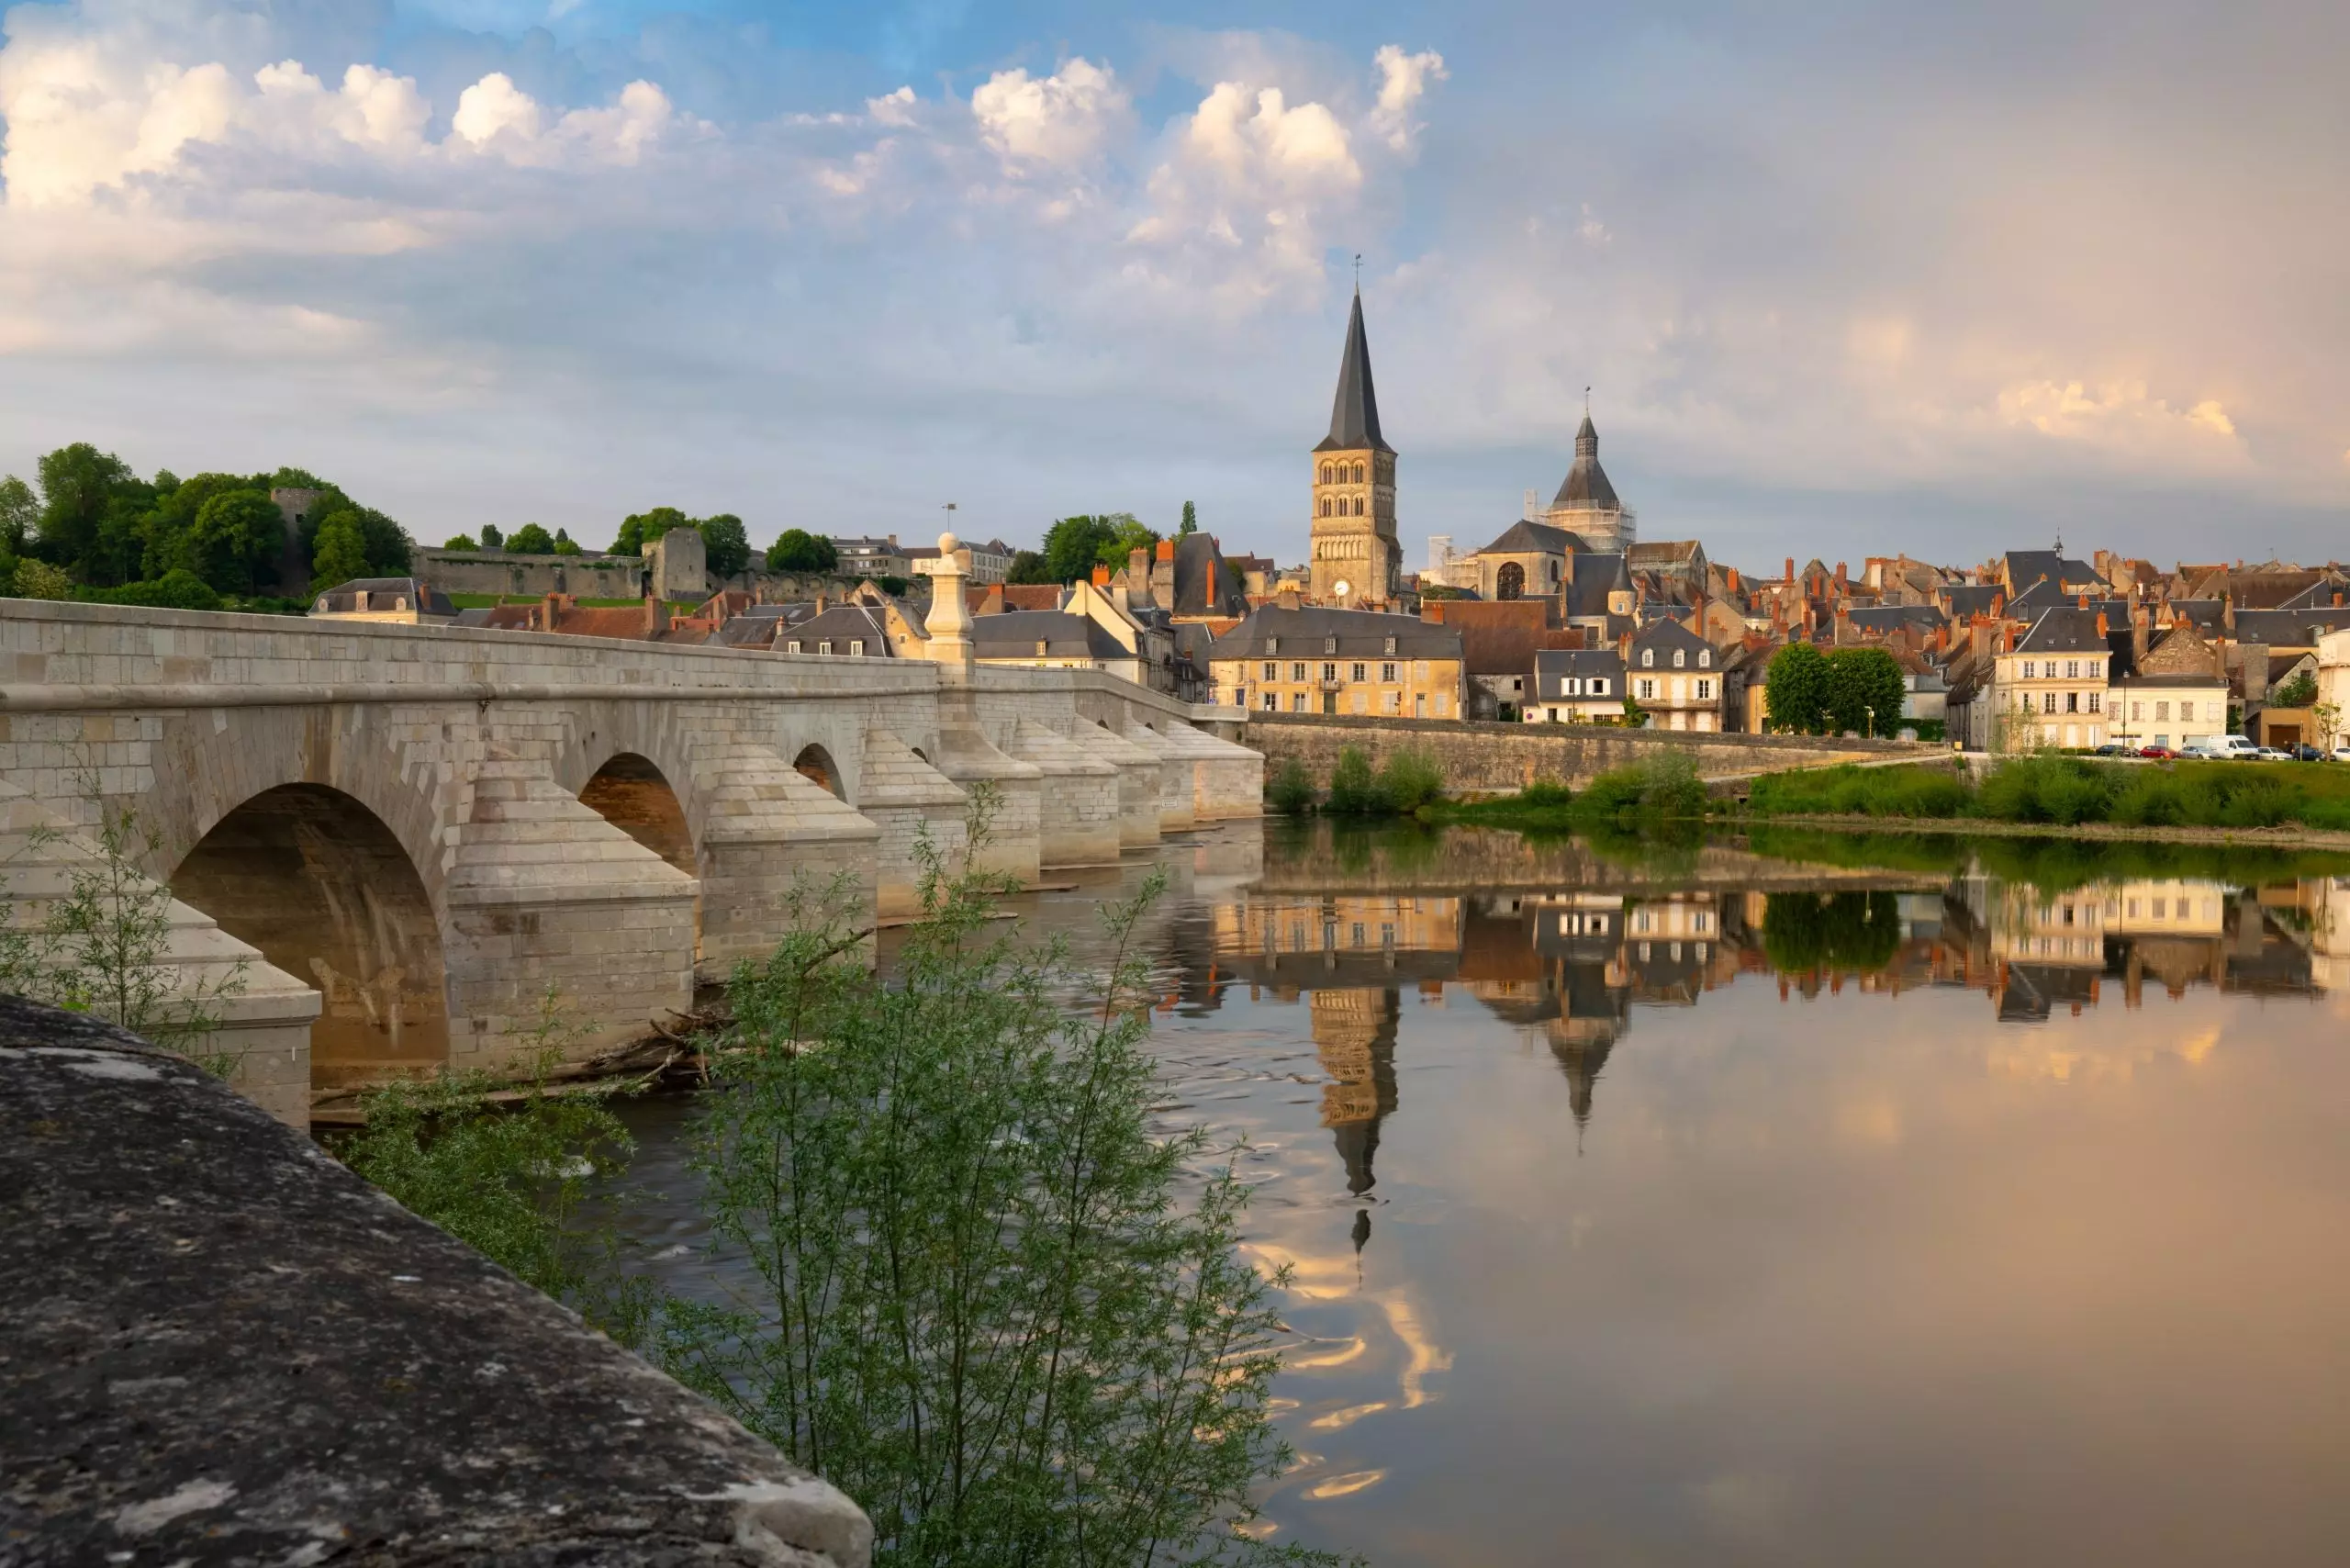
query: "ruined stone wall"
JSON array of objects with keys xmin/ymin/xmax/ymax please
[{"xmin": 1247, "ymin": 711, "xmax": 1929, "ymax": 795}]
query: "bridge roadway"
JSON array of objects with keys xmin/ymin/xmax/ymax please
[{"xmin": 0, "ymin": 600, "xmax": 1262, "ymax": 1123}]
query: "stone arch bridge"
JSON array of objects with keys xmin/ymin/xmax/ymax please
[{"xmin": 1, "ymin": 601, "xmax": 1261, "ymax": 1122}]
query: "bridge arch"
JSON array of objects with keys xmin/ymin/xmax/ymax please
[
  {"xmin": 794, "ymin": 744, "xmax": 845, "ymax": 800},
  {"xmin": 169, "ymin": 782, "xmax": 449, "ymax": 1086},
  {"xmin": 576, "ymin": 752, "xmax": 696, "ymax": 876}
]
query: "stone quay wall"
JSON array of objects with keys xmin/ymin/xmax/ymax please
[
  {"xmin": 1245, "ymin": 711, "xmax": 1930, "ymax": 796},
  {"xmin": 0, "ymin": 997, "xmax": 873, "ymax": 1567}
]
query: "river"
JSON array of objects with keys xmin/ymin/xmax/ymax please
[{"xmin": 610, "ymin": 820, "xmax": 2350, "ymax": 1566}]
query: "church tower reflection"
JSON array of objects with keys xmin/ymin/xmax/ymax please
[{"xmin": 1311, "ymin": 988, "xmax": 1401, "ymax": 1197}]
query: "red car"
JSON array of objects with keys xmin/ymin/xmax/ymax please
[{"xmin": 2136, "ymin": 745, "xmax": 2177, "ymax": 759}]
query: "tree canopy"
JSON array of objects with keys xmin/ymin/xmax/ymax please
[
  {"xmin": 1039, "ymin": 513, "xmax": 1157, "ymax": 584},
  {"xmin": 1177, "ymin": 499, "xmax": 1198, "ymax": 537},
  {"xmin": 3, "ymin": 442, "xmax": 411, "ymax": 604},
  {"xmin": 767, "ymin": 528, "xmax": 837, "ymax": 574},
  {"xmin": 507, "ymin": 522, "xmax": 555, "ymax": 554},
  {"xmin": 1004, "ymin": 549, "xmax": 1053, "ymax": 586},
  {"xmin": 1764, "ymin": 643, "xmax": 1830, "ymax": 733},
  {"xmin": 614, "ymin": 506, "xmax": 690, "ymax": 556},
  {"xmin": 479, "ymin": 522, "xmax": 505, "ymax": 549},
  {"xmin": 698, "ymin": 513, "xmax": 750, "ymax": 578},
  {"xmin": 1822, "ymin": 646, "xmax": 1908, "ymax": 736}
]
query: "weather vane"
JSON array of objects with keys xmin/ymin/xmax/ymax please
[{"xmin": 1353, "ymin": 252, "xmax": 1362, "ymax": 291}]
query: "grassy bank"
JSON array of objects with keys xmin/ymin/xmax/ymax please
[
  {"xmin": 1747, "ymin": 756, "xmax": 2350, "ymax": 833},
  {"xmin": 1740, "ymin": 823, "xmax": 2350, "ymax": 892}
]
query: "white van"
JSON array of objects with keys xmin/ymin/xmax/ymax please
[{"xmin": 2187, "ymin": 734, "xmax": 2260, "ymax": 760}]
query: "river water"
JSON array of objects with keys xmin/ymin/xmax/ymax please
[{"xmin": 613, "ymin": 820, "xmax": 2350, "ymax": 1566}]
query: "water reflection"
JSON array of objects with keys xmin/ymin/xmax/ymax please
[{"xmin": 615, "ymin": 822, "xmax": 2350, "ymax": 1567}]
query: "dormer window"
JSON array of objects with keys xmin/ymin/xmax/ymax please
[
  {"xmin": 1036, "ymin": 641, "xmax": 1049, "ymax": 656},
  {"xmin": 847, "ymin": 640, "xmax": 865, "ymax": 656},
  {"xmin": 1698, "ymin": 650, "xmax": 1711, "ymax": 668},
  {"xmin": 1641, "ymin": 649, "xmax": 1654, "ymax": 667},
  {"xmin": 1266, "ymin": 637, "xmax": 1279, "ymax": 655},
  {"xmin": 787, "ymin": 640, "xmax": 802, "ymax": 653},
  {"xmin": 1325, "ymin": 636, "xmax": 1338, "ymax": 655},
  {"xmin": 1673, "ymin": 649, "xmax": 1685, "ymax": 668},
  {"xmin": 818, "ymin": 640, "xmax": 834, "ymax": 655},
  {"xmin": 1383, "ymin": 635, "xmax": 1397, "ymax": 655}
]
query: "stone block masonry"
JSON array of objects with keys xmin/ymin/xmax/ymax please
[
  {"xmin": 0, "ymin": 599, "xmax": 1261, "ymax": 1114},
  {"xmin": 0, "ymin": 996, "xmax": 872, "ymax": 1566},
  {"xmin": 1246, "ymin": 711, "xmax": 1930, "ymax": 796}
]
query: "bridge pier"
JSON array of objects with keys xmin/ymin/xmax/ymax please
[
  {"xmin": 0, "ymin": 780, "xmax": 322, "ymax": 1125},
  {"xmin": 1157, "ymin": 722, "xmax": 1267, "ymax": 820},
  {"xmin": 1007, "ymin": 719, "xmax": 1122, "ymax": 870},
  {"xmin": 925, "ymin": 716, "xmax": 1044, "ymax": 887},
  {"xmin": 683, "ymin": 740, "xmax": 881, "ymax": 973},
  {"xmin": 1073, "ymin": 722, "xmax": 1165, "ymax": 849},
  {"xmin": 858, "ymin": 730, "xmax": 969, "ymax": 920},
  {"xmin": 442, "ymin": 758, "xmax": 698, "ymax": 1067},
  {"xmin": 1120, "ymin": 722, "xmax": 1197, "ymax": 833}
]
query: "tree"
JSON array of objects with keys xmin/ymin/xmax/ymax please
[
  {"xmin": 2313, "ymin": 700, "xmax": 2343, "ymax": 751},
  {"xmin": 10, "ymin": 559, "xmax": 73, "ymax": 599},
  {"xmin": 1041, "ymin": 514, "xmax": 1119, "ymax": 583},
  {"xmin": 479, "ymin": 522, "xmax": 505, "ymax": 549},
  {"xmin": 1823, "ymin": 646, "xmax": 1908, "ymax": 736},
  {"xmin": 1097, "ymin": 511, "xmax": 1158, "ymax": 572},
  {"xmin": 1178, "ymin": 499, "xmax": 1199, "ymax": 537},
  {"xmin": 507, "ymin": 522, "xmax": 555, "ymax": 554},
  {"xmin": 0, "ymin": 474, "xmax": 35, "ymax": 554},
  {"xmin": 139, "ymin": 472, "xmax": 263, "ymax": 582},
  {"xmin": 310, "ymin": 511, "xmax": 371, "ymax": 590},
  {"xmin": 2271, "ymin": 671, "xmax": 2318, "ymax": 709},
  {"xmin": 306, "ymin": 505, "xmax": 409, "ymax": 581},
  {"xmin": 443, "ymin": 533, "xmax": 480, "ymax": 551},
  {"xmin": 36, "ymin": 442, "xmax": 140, "ymax": 584},
  {"xmin": 767, "ymin": 528, "xmax": 837, "ymax": 574},
  {"xmin": 181, "ymin": 488, "xmax": 284, "ymax": 594},
  {"xmin": 1764, "ymin": 643, "xmax": 1831, "ymax": 733},
  {"xmin": 1004, "ymin": 548, "xmax": 1053, "ymax": 585},
  {"xmin": 615, "ymin": 506, "xmax": 690, "ymax": 556},
  {"xmin": 695, "ymin": 512, "xmax": 750, "ymax": 578},
  {"xmin": 553, "ymin": 528, "xmax": 581, "ymax": 556}
]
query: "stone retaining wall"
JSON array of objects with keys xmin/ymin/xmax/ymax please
[
  {"xmin": 1247, "ymin": 712, "xmax": 1928, "ymax": 795},
  {"xmin": 0, "ymin": 996, "xmax": 872, "ymax": 1566}
]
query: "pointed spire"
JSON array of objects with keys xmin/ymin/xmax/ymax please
[{"xmin": 1316, "ymin": 288, "xmax": 1394, "ymax": 454}]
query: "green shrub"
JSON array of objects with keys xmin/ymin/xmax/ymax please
[
  {"xmin": 1267, "ymin": 757, "xmax": 1317, "ymax": 814},
  {"xmin": 80, "ymin": 568, "xmax": 223, "ymax": 611},
  {"xmin": 1975, "ymin": 756, "xmax": 2117, "ymax": 824},
  {"xmin": 1747, "ymin": 763, "xmax": 1972, "ymax": 818},
  {"xmin": 1325, "ymin": 746, "xmax": 1382, "ymax": 814},
  {"xmin": 1375, "ymin": 746, "xmax": 1447, "ymax": 813}
]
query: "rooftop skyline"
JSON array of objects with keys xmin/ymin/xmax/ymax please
[{"xmin": 2, "ymin": 1, "xmax": 2344, "ymax": 567}]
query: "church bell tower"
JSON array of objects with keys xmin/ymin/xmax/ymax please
[{"xmin": 1309, "ymin": 286, "xmax": 1401, "ymax": 608}]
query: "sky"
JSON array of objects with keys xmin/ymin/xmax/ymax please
[{"xmin": 1, "ymin": 0, "xmax": 2345, "ymax": 571}]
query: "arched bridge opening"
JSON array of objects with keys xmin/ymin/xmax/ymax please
[
  {"xmin": 578, "ymin": 753, "xmax": 697, "ymax": 876},
  {"xmin": 169, "ymin": 783, "xmax": 449, "ymax": 1089},
  {"xmin": 794, "ymin": 744, "xmax": 845, "ymax": 801}
]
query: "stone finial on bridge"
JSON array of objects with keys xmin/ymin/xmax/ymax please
[{"xmin": 922, "ymin": 530, "xmax": 975, "ymax": 668}]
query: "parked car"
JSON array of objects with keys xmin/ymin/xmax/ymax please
[
  {"xmin": 2288, "ymin": 745, "xmax": 2324, "ymax": 761},
  {"xmin": 2136, "ymin": 745, "xmax": 2178, "ymax": 759},
  {"xmin": 2187, "ymin": 735, "xmax": 2262, "ymax": 760},
  {"xmin": 2093, "ymin": 743, "xmax": 2132, "ymax": 756},
  {"xmin": 2333, "ymin": 744, "xmax": 2350, "ymax": 763},
  {"xmin": 2255, "ymin": 746, "xmax": 2293, "ymax": 761}
]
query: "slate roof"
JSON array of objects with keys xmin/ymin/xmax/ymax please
[
  {"xmin": 2013, "ymin": 606, "xmax": 2109, "ymax": 655},
  {"xmin": 782, "ymin": 603, "xmax": 896, "ymax": 655},
  {"xmin": 2166, "ymin": 599, "xmax": 2225, "ymax": 632},
  {"xmin": 1476, "ymin": 519, "xmax": 1587, "ymax": 557},
  {"xmin": 1627, "ymin": 617, "xmax": 1717, "ymax": 666},
  {"xmin": 1533, "ymin": 647, "xmax": 1627, "ymax": 700},
  {"xmin": 1173, "ymin": 532, "xmax": 1250, "ymax": 618},
  {"xmin": 313, "ymin": 577, "xmax": 455, "ymax": 618},
  {"xmin": 1841, "ymin": 604, "xmax": 1948, "ymax": 635},
  {"xmin": 1315, "ymin": 290, "xmax": 1393, "ymax": 454},
  {"xmin": 1561, "ymin": 553, "xmax": 1634, "ymax": 620},
  {"xmin": 1203, "ymin": 604, "xmax": 1461, "ymax": 661},
  {"xmin": 1550, "ymin": 414, "xmax": 1620, "ymax": 510},
  {"xmin": 1942, "ymin": 584, "xmax": 2004, "ymax": 617},
  {"xmin": 969, "ymin": 610, "xmax": 1130, "ymax": 660},
  {"xmin": 2232, "ymin": 606, "xmax": 2350, "ymax": 645}
]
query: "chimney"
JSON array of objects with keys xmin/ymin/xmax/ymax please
[
  {"xmin": 1091, "ymin": 565, "xmax": 1111, "ymax": 588},
  {"xmin": 1991, "ymin": 591, "xmax": 2005, "ymax": 618},
  {"xmin": 2076, "ymin": 592, "xmax": 2090, "ymax": 610},
  {"xmin": 1561, "ymin": 551, "xmax": 1576, "ymax": 586},
  {"xmin": 814, "ymin": 593, "xmax": 826, "ymax": 612},
  {"xmin": 1126, "ymin": 548, "xmax": 1147, "ymax": 584},
  {"xmin": 887, "ymin": 533, "xmax": 898, "ymax": 547},
  {"xmin": 1422, "ymin": 601, "xmax": 1446, "ymax": 624},
  {"xmin": 2004, "ymin": 622, "xmax": 2019, "ymax": 653},
  {"xmin": 2334, "ymin": 591, "xmax": 2344, "ymax": 607},
  {"xmin": 2131, "ymin": 602, "xmax": 2150, "ymax": 665},
  {"xmin": 1833, "ymin": 603, "xmax": 1851, "ymax": 644},
  {"xmin": 1835, "ymin": 561, "xmax": 1848, "ymax": 588},
  {"xmin": 2096, "ymin": 611, "xmax": 2108, "ymax": 638},
  {"xmin": 1727, "ymin": 566, "xmax": 1741, "ymax": 593},
  {"xmin": 1785, "ymin": 556, "xmax": 1795, "ymax": 584},
  {"xmin": 1276, "ymin": 586, "xmax": 1301, "ymax": 610},
  {"xmin": 643, "ymin": 593, "xmax": 660, "ymax": 637},
  {"xmin": 1156, "ymin": 538, "xmax": 1175, "ymax": 561},
  {"xmin": 982, "ymin": 583, "xmax": 1006, "ymax": 614}
]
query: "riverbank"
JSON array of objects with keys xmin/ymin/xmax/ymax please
[{"xmin": 1745, "ymin": 811, "xmax": 2350, "ymax": 851}]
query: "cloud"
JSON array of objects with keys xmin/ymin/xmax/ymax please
[
  {"xmin": 1368, "ymin": 44, "xmax": 1446, "ymax": 154},
  {"xmin": 969, "ymin": 57, "xmax": 1129, "ymax": 170}
]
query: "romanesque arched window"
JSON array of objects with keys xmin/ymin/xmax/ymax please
[
  {"xmin": 1496, "ymin": 562, "xmax": 1525, "ymax": 601},
  {"xmin": 1321, "ymin": 465, "xmax": 1332, "ymax": 484},
  {"xmin": 1352, "ymin": 464, "xmax": 1365, "ymax": 484},
  {"xmin": 1353, "ymin": 497, "xmax": 1365, "ymax": 516},
  {"xmin": 1321, "ymin": 498, "xmax": 1332, "ymax": 517}
]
